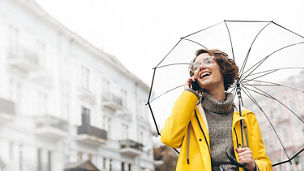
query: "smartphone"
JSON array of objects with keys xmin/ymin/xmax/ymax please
[{"xmin": 191, "ymin": 80, "xmax": 200, "ymax": 91}]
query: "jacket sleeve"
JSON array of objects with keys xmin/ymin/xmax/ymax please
[
  {"xmin": 161, "ymin": 91, "xmax": 198, "ymax": 148},
  {"xmin": 248, "ymin": 113, "xmax": 272, "ymax": 171}
]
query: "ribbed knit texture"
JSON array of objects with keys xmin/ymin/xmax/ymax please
[{"xmin": 200, "ymin": 91, "xmax": 238, "ymax": 171}]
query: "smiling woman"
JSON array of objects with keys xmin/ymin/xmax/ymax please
[
  {"xmin": 189, "ymin": 49, "xmax": 239, "ymax": 91},
  {"xmin": 161, "ymin": 49, "xmax": 272, "ymax": 171}
]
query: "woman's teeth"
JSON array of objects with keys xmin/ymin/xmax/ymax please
[{"xmin": 200, "ymin": 72, "xmax": 211, "ymax": 79}]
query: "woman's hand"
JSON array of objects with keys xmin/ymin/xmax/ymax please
[
  {"xmin": 184, "ymin": 76, "xmax": 197, "ymax": 90},
  {"xmin": 235, "ymin": 147, "xmax": 257, "ymax": 171}
]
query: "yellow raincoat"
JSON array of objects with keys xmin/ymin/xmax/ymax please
[{"xmin": 161, "ymin": 91, "xmax": 272, "ymax": 171}]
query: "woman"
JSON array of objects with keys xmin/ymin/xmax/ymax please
[{"xmin": 161, "ymin": 49, "xmax": 272, "ymax": 171}]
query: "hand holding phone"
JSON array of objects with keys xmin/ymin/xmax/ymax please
[{"xmin": 191, "ymin": 79, "xmax": 201, "ymax": 91}]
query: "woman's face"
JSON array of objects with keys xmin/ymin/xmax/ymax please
[{"xmin": 193, "ymin": 53, "xmax": 224, "ymax": 91}]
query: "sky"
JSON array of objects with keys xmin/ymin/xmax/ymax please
[{"xmin": 36, "ymin": 0, "xmax": 304, "ymax": 86}]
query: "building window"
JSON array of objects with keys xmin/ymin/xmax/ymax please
[
  {"xmin": 19, "ymin": 145, "xmax": 23, "ymax": 171},
  {"xmin": 36, "ymin": 40, "xmax": 45, "ymax": 61},
  {"xmin": 81, "ymin": 107, "xmax": 90, "ymax": 125},
  {"xmin": 103, "ymin": 158, "xmax": 106, "ymax": 169},
  {"xmin": 88, "ymin": 154, "xmax": 92, "ymax": 161},
  {"xmin": 109, "ymin": 159, "xmax": 112, "ymax": 171},
  {"xmin": 122, "ymin": 123, "xmax": 129, "ymax": 140},
  {"xmin": 9, "ymin": 79, "xmax": 21, "ymax": 113},
  {"xmin": 140, "ymin": 100, "xmax": 146, "ymax": 119},
  {"xmin": 121, "ymin": 89, "xmax": 127, "ymax": 107},
  {"xmin": 8, "ymin": 25, "xmax": 19, "ymax": 51},
  {"xmin": 48, "ymin": 151, "xmax": 52, "ymax": 171},
  {"xmin": 37, "ymin": 149, "xmax": 51, "ymax": 171},
  {"xmin": 102, "ymin": 78, "xmax": 110, "ymax": 101},
  {"xmin": 37, "ymin": 149, "xmax": 41, "ymax": 171},
  {"xmin": 81, "ymin": 66, "xmax": 90, "ymax": 90},
  {"xmin": 37, "ymin": 91, "xmax": 48, "ymax": 114},
  {"xmin": 102, "ymin": 115, "xmax": 107, "ymax": 130},
  {"xmin": 139, "ymin": 131, "xmax": 144, "ymax": 144},
  {"xmin": 77, "ymin": 152, "xmax": 83, "ymax": 161},
  {"xmin": 121, "ymin": 162, "xmax": 125, "ymax": 171},
  {"xmin": 61, "ymin": 97, "xmax": 70, "ymax": 121},
  {"xmin": 128, "ymin": 163, "xmax": 132, "ymax": 171}
]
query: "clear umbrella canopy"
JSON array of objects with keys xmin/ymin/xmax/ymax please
[{"xmin": 147, "ymin": 20, "xmax": 304, "ymax": 167}]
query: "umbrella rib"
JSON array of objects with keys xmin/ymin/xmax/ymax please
[
  {"xmin": 242, "ymin": 69, "xmax": 279, "ymax": 82},
  {"xmin": 147, "ymin": 68, "xmax": 157, "ymax": 103},
  {"xmin": 242, "ymin": 80, "xmax": 304, "ymax": 94},
  {"xmin": 182, "ymin": 21, "xmax": 224, "ymax": 39},
  {"xmin": 146, "ymin": 68, "xmax": 161, "ymax": 136},
  {"xmin": 225, "ymin": 20, "xmax": 273, "ymax": 23},
  {"xmin": 241, "ymin": 84, "xmax": 290, "ymax": 161},
  {"xmin": 242, "ymin": 83, "xmax": 304, "ymax": 94},
  {"xmin": 182, "ymin": 38, "xmax": 207, "ymax": 49},
  {"xmin": 241, "ymin": 41, "xmax": 304, "ymax": 81},
  {"xmin": 148, "ymin": 85, "xmax": 184, "ymax": 104},
  {"xmin": 244, "ymin": 67, "xmax": 304, "ymax": 78},
  {"xmin": 240, "ymin": 22, "xmax": 272, "ymax": 76},
  {"xmin": 272, "ymin": 147, "xmax": 304, "ymax": 166},
  {"xmin": 224, "ymin": 21, "xmax": 235, "ymax": 60},
  {"xmin": 228, "ymin": 86, "xmax": 236, "ymax": 94},
  {"xmin": 147, "ymin": 102, "xmax": 161, "ymax": 136},
  {"xmin": 155, "ymin": 63, "xmax": 190, "ymax": 69},
  {"xmin": 245, "ymin": 85, "xmax": 304, "ymax": 125},
  {"xmin": 272, "ymin": 21, "xmax": 304, "ymax": 39},
  {"xmin": 156, "ymin": 39, "xmax": 183, "ymax": 68}
]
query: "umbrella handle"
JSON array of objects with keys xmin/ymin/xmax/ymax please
[{"xmin": 226, "ymin": 147, "xmax": 247, "ymax": 168}]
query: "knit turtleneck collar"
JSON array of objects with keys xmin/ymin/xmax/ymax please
[{"xmin": 200, "ymin": 91, "xmax": 235, "ymax": 114}]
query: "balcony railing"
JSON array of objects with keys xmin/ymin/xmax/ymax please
[
  {"xmin": 7, "ymin": 46, "xmax": 39, "ymax": 71},
  {"xmin": 34, "ymin": 115, "xmax": 68, "ymax": 139},
  {"xmin": 76, "ymin": 124, "xmax": 107, "ymax": 145},
  {"xmin": 102, "ymin": 93, "xmax": 123, "ymax": 110},
  {"xmin": 119, "ymin": 139, "xmax": 144, "ymax": 156},
  {"xmin": 0, "ymin": 97, "xmax": 15, "ymax": 122},
  {"xmin": 77, "ymin": 88, "xmax": 96, "ymax": 105}
]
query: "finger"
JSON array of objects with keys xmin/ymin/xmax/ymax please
[
  {"xmin": 237, "ymin": 151, "xmax": 253, "ymax": 158},
  {"xmin": 191, "ymin": 76, "xmax": 196, "ymax": 82},
  {"xmin": 237, "ymin": 149, "xmax": 252, "ymax": 155},
  {"xmin": 236, "ymin": 147, "xmax": 252, "ymax": 154}
]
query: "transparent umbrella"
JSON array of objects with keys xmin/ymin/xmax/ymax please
[{"xmin": 146, "ymin": 20, "xmax": 304, "ymax": 167}]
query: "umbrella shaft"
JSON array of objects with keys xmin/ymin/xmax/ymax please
[{"xmin": 237, "ymin": 82, "xmax": 248, "ymax": 148}]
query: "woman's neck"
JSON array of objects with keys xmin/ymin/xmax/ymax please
[{"xmin": 208, "ymin": 85, "xmax": 226, "ymax": 101}]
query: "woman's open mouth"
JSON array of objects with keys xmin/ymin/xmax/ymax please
[{"xmin": 200, "ymin": 72, "xmax": 211, "ymax": 79}]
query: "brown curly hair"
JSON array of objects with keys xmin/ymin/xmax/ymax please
[{"xmin": 189, "ymin": 49, "xmax": 239, "ymax": 91}]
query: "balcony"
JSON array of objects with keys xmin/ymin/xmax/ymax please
[
  {"xmin": 117, "ymin": 108, "xmax": 132, "ymax": 122},
  {"xmin": 119, "ymin": 139, "xmax": 143, "ymax": 156},
  {"xmin": 34, "ymin": 115, "xmax": 68, "ymax": 140},
  {"xmin": 0, "ymin": 98, "xmax": 16, "ymax": 123},
  {"xmin": 29, "ymin": 69, "xmax": 53, "ymax": 88},
  {"xmin": 102, "ymin": 93, "xmax": 123, "ymax": 110},
  {"xmin": 77, "ymin": 88, "xmax": 96, "ymax": 106},
  {"xmin": 76, "ymin": 124, "xmax": 107, "ymax": 146},
  {"xmin": 7, "ymin": 46, "xmax": 39, "ymax": 72}
]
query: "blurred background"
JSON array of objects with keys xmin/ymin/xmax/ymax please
[{"xmin": 0, "ymin": 0, "xmax": 303, "ymax": 170}]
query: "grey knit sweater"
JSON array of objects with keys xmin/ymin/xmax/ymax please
[{"xmin": 200, "ymin": 91, "xmax": 238, "ymax": 171}]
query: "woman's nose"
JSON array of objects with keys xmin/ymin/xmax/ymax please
[{"xmin": 199, "ymin": 64, "xmax": 207, "ymax": 70}]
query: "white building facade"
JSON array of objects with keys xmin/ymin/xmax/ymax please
[{"xmin": 0, "ymin": 0, "xmax": 154, "ymax": 170}]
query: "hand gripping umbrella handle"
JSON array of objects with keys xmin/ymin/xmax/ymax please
[{"xmin": 226, "ymin": 147, "xmax": 247, "ymax": 168}]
